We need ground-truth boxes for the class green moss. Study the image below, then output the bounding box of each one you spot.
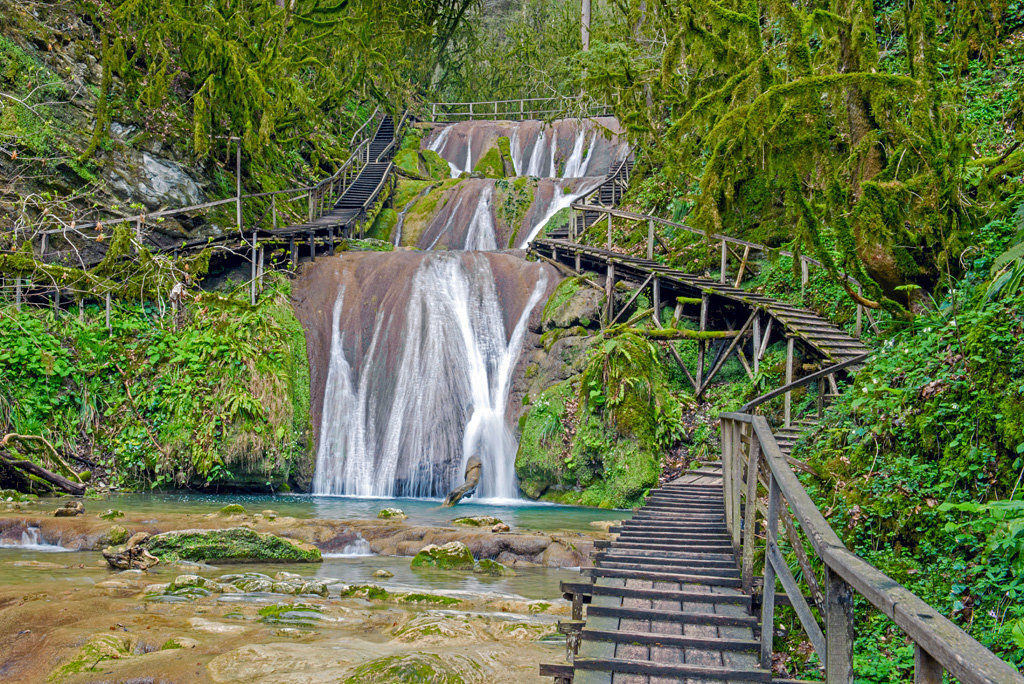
[146,528,322,563]
[471,144,506,179]
[451,516,502,527]
[54,635,133,678]
[399,593,463,605]
[101,525,130,546]
[377,507,406,519]
[541,278,583,323]
[366,207,398,242]
[393,148,423,176]
[495,176,536,247]
[99,509,124,520]
[219,504,245,515]
[420,149,451,180]
[515,380,575,499]
[343,653,468,684]
[410,541,475,570]
[473,559,514,576]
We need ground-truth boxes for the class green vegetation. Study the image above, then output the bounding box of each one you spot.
[146,528,322,563]
[343,653,472,684]
[792,261,1024,674]
[0,273,312,491]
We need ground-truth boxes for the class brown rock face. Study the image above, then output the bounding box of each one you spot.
[291,251,559,498]
[424,117,629,178]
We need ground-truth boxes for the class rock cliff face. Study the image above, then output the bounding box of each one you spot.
[291,250,559,499]
[423,117,629,178]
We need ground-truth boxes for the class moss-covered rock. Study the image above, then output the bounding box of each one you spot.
[377,507,407,520]
[451,515,503,527]
[146,528,322,563]
[471,142,509,179]
[99,509,124,520]
[168,574,221,592]
[100,525,130,546]
[365,207,398,242]
[218,504,245,515]
[410,541,475,570]
[473,559,514,576]
[541,277,602,331]
[342,652,477,683]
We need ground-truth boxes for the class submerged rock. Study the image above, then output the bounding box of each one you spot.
[373,569,394,579]
[452,515,503,527]
[342,652,483,683]
[103,532,159,570]
[146,528,322,563]
[410,541,475,570]
[100,509,124,520]
[54,500,84,517]
[473,559,514,577]
[377,508,407,520]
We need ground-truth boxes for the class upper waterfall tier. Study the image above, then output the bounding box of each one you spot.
[293,250,559,499]
[423,117,628,179]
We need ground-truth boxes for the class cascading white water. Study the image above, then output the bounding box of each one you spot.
[563,131,596,179]
[462,184,497,251]
[518,178,603,249]
[313,253,547,500]
[0,526,71,552]
[427,125,463,178]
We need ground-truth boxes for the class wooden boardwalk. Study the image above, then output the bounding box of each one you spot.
[548,466,770,683]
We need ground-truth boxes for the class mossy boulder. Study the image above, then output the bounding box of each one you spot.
[541,277,602,331]
[99,509,124,520]
[451,516,503,527]
[168,574,221,592]
[218,504,245,516]
[146,528,322,563]
[410,541,475,571]
[394,148,451,181]
[377,507,407,520]
[343,652,477,683]
[471,139,514,179]
[473,559,514,577]
[100,525,130,546]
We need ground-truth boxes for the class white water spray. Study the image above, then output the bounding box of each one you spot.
[313,254,547,499]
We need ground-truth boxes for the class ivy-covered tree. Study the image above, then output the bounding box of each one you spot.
[581,0,1023,311]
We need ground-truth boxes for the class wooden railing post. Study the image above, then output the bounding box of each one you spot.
[752,313,761,375]
[855,285,864,336]
[652,276,661,324]
[697,294,708,387]
[801,258,809,298]
[604,261,615,326]
[290,238,298,271]
[722,420,734,534]
[606,212,612,250]
[825,567,855,684]
[647,218,654,260]
[760,473,780,668]
[40,232,47,258]
[914,645,944,684]
[720,239,728,283]
[105,291,111,331]
[730,423,745,554]
[741,435,760,592]
[14,277,21,311]
[784,337,795,428]
[249,231,258,306]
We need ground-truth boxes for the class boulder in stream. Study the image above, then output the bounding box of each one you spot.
[377,507,407,520]
[145,528,322,563]
[410,541,475,570]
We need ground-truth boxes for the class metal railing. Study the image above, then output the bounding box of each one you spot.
[719,409,1024,684]
[425,96,613,122]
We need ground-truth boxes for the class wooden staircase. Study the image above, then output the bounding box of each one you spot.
[547,466,770,683]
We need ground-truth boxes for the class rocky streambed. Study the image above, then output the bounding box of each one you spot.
[0,495,620,682]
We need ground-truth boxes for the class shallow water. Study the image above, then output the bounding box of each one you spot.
[0,546,575,600]
[103,492,627,533]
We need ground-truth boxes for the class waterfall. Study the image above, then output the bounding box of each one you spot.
[518,178,603,248]
[563,131,596,179]
[462,184,497,251]
[312,253,547,500]
[427,126,463,178]
[0,526,71,552]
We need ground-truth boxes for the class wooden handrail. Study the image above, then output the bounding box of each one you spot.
[739,353,869,412]
[718,412,1024,683]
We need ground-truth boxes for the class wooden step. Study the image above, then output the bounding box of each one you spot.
[586,583,751,606]
[572,657,769,681]
[584,567,742,587]
[596,560,740,579]
[586,605,756,628]
[581,629,758,652]
[538,663,573,680]
[596,540,733,553]
[594,552,736,570]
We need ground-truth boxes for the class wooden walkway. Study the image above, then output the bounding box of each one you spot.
[548,466,769,683]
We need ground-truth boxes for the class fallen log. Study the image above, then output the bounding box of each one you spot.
[443,457,481,507]
[0,453,86,495]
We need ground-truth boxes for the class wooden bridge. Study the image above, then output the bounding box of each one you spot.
[3,108,408,307]
[533,206,1023,682]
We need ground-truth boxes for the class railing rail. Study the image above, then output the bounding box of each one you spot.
[718,411,1024,684]
[568,201,880,336]
[425,96,613,122]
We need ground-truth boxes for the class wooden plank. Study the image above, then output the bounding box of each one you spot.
[760,474,779,668]
[768,540,826,665]
[741,437,760,592]
[824,566,854,683]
